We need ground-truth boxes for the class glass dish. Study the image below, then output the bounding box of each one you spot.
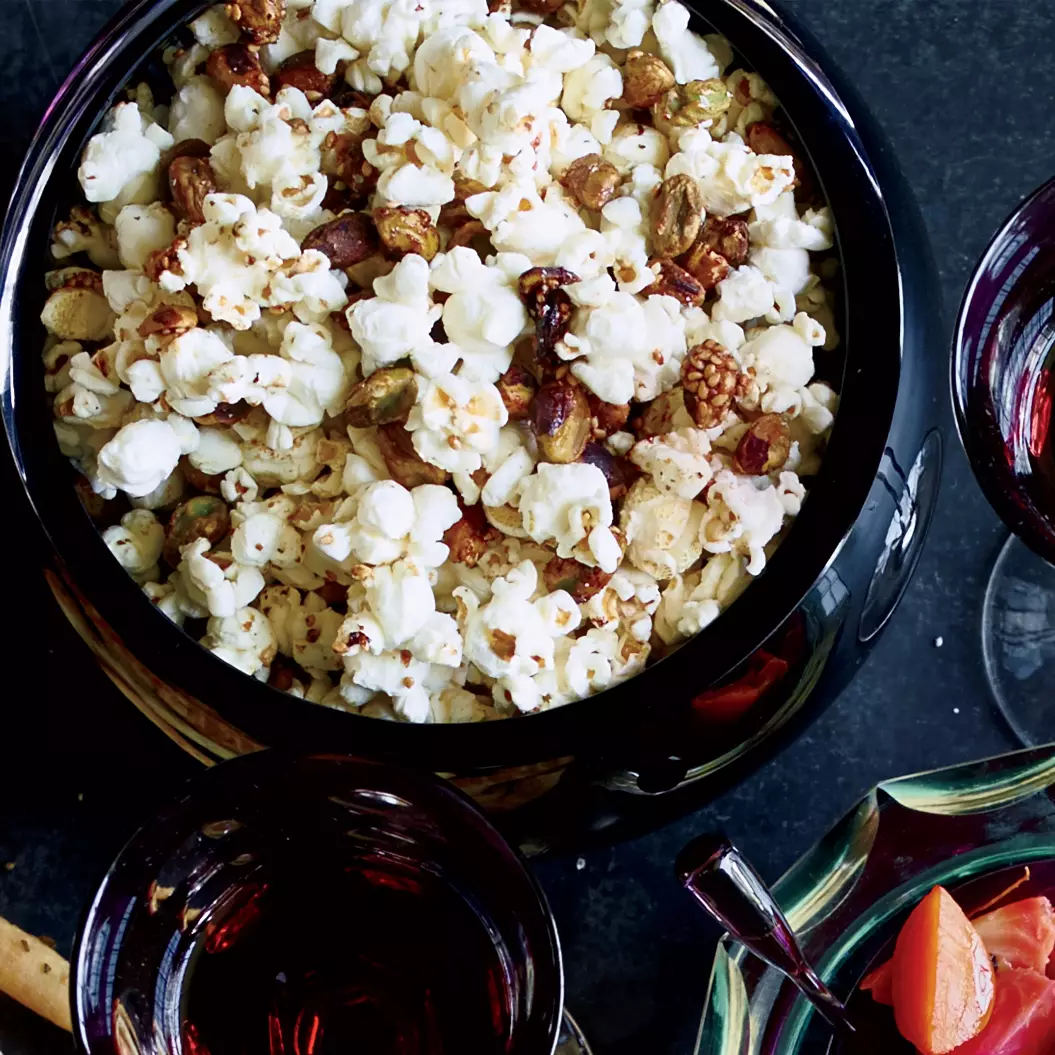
[696,743,1055,1054]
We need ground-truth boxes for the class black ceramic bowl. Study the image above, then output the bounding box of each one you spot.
[0,0,944,837]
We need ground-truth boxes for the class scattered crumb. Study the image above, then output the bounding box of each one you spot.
[39,936,57,949]
[3,861,14,872]
[933,636,944,648]
[953,707,961,714]
[77,793,84,802]
[575,857,586,871]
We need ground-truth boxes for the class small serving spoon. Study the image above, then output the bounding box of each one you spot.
[675,832,860,1047]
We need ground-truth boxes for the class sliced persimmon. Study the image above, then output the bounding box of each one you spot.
[891,886,995,1055]
[861,959,895,1006]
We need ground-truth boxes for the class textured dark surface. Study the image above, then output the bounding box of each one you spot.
[0,0,1046,1052]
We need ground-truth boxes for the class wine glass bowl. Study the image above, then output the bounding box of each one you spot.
[952,176,1055,744]
[71,754,566,1055]
[953,176,1055,562]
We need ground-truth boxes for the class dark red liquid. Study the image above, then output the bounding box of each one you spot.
[182,855,514,1055]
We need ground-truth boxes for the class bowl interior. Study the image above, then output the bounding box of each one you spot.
[1,0,902,769]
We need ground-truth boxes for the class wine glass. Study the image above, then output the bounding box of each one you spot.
[953,175,1055,745]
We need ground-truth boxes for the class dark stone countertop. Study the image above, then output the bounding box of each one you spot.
[2,0,1051,1051]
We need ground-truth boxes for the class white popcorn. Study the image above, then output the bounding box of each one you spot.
[467,183,586,267]
[619,476,704,580]
[168,77,227,145]
[517,463,620,572]
[562,54,622,144]
[604,125,670,174]
[204,607,276,678]
[604,0,654,48]
[181,538,266,619]
[462,561,574,687]
[665,130,795,217]
[566,292,687,405]
[78,103,174,205]
[190,426,243,477]
[711,265,776,324]
[263,322,348,427]
[630,428,714,499]
[407,372,507,474]
[51,207,121,270]
[750,192,834,252]
[102,509,165,583]
[158,194,303,329]
[341,650,432,722]
[699,469,793,575]
[652,1,720,84]
[114,203,177,270]
[221,467,260,504]
[338,0,430,81]
[739,321,815,394]
[96,418,190,498]
[189,5,240,48]
[143,580,186,627]
[349,255,443,376]
[364,558,436,646]
[430,248,528,381]
[159,328,235,418]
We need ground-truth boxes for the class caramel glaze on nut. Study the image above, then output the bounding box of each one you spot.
[496,363,537,420]
[376,422,448,488]
[272,49,340,101]
[733,413,792,475]
[587,393,630,438]
[225,0,286,45]
[645,257,707,307]
[444,503,502,567]
[745,122,815,201]
[302,213,379,269]
[622,50,677,110]
[181,459,224,495]
[580,440,637,501]
[192,400,253,428]
[543,554,613,602]
[326,133,379,203]
[531,380,591,464]
[560,154,621,211]
[652,174,704,258]
[373,206,440,262]
[169,156,218,226]
[206,42,270,96]
[137,304,200,341]
[681,340,747,428]
[518,266,579,357]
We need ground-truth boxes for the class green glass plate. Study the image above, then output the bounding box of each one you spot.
[696,743,1055,1055]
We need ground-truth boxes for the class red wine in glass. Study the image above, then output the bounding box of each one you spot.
[72,756,566,1055]
[953,176,1055,744]
[182,853,513,1055]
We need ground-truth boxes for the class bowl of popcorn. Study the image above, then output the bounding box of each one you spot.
[0,0,936,798]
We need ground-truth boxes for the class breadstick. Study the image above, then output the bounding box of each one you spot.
[0,915,72,1031]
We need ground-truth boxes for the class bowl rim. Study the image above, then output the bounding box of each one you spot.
[0,0,903,770]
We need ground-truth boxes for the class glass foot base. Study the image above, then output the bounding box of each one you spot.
[558,1011,593,1054]
[982,533,1055,746]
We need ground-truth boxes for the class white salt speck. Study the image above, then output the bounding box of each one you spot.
[576,857,586,871]
[933,636,944,648]
[953,707,960,715]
